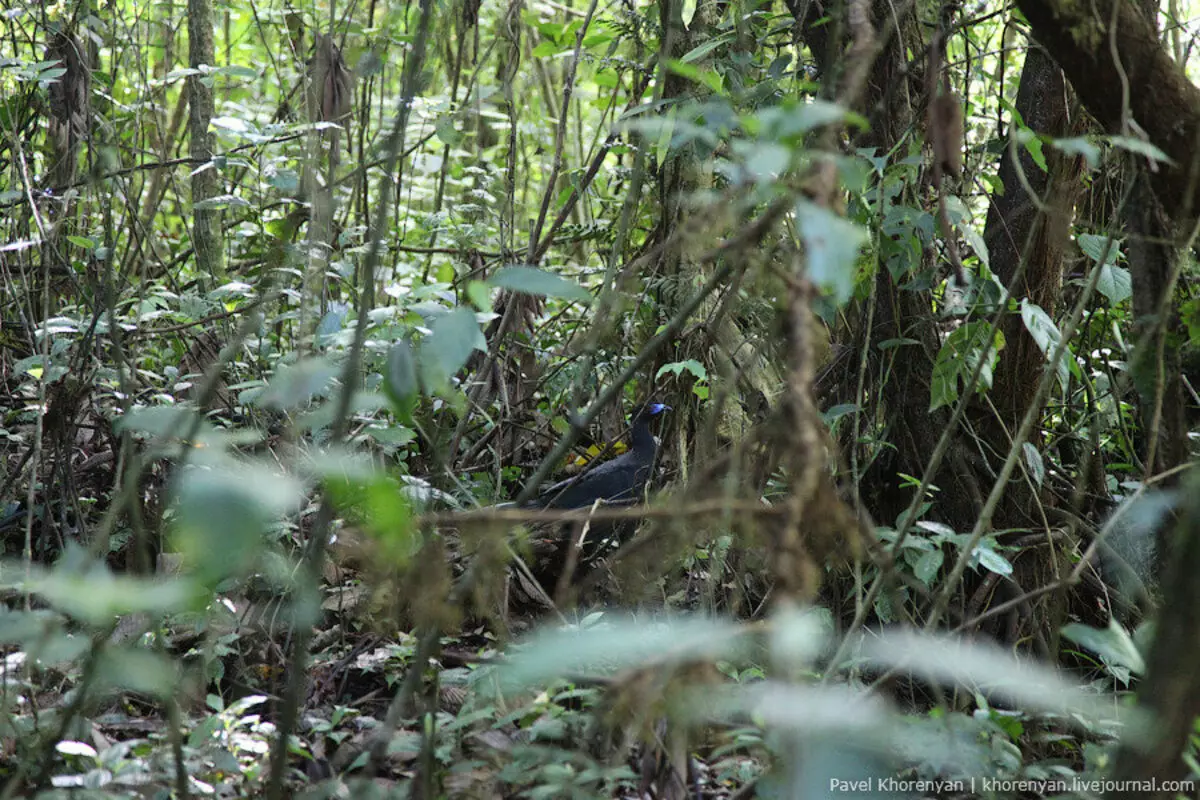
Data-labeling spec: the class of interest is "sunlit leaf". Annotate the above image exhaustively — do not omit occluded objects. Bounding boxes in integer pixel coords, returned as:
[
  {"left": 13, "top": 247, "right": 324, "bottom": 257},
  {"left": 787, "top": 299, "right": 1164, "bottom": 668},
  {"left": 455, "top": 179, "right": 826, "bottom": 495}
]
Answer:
[
  {"left": 855, "top": 630, "right": 1117, "bottom": 720},
  {"left": 1062, "top": 620, "right": 1145, "bottom": 674},
  {"left": 1106, "top": 135, "right": 1172, "bottom": 165}
]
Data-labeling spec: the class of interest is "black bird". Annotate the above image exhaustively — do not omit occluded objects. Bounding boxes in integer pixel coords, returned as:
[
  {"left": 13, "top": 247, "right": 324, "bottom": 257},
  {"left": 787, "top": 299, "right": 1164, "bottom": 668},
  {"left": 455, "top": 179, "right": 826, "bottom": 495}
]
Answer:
[
  {"left": 528, "top": 401, "right": 671, "bottom": 511},
  {"left": 509, "top": 402, "right": 670, "bottom": 590}
]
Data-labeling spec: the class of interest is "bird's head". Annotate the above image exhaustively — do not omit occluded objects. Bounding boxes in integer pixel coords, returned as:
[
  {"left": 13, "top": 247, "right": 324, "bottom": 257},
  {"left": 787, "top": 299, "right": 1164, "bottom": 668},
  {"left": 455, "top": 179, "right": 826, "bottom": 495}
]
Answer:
[{"left": 631, "top": 401, "right": 671, "bottom": 424}]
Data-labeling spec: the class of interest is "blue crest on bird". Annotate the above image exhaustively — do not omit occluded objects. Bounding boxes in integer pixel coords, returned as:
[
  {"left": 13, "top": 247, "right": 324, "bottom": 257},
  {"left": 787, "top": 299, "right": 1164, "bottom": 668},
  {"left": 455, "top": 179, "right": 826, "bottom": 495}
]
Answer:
[{"left": 648, "top": 403, "right": 670, "bottom": 415}]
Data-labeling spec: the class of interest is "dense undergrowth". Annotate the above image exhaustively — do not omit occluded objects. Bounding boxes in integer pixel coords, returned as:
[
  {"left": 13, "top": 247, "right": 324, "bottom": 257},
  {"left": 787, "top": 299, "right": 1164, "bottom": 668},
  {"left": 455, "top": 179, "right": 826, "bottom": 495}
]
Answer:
[{"left": 1, "top": 0, "right": 1199, "bottom": 797}]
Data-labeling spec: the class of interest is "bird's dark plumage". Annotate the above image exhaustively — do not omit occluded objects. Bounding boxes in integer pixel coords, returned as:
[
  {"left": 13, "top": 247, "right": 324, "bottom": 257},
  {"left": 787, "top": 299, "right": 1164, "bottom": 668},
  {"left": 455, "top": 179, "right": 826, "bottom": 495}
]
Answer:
[
  {"left": 504, "top": 402, "right": 670, "bottom": 598},
  {"left": 525, "top": 402, "right": 669, "bottom": 511}
]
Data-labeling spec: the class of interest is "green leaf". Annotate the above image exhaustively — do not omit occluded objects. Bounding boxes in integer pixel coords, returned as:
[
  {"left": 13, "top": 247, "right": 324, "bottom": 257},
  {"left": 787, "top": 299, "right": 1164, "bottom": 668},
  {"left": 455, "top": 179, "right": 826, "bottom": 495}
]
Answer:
[
  {"left": 1052, "top": 136, "right": 1101, "bottom": 170},
  {"left": 680, "top": 32, "right": 734, "bottom": 63},
  {"left": 796, "top": 201, "right": 866, "bottom": 307},
  {"left": 859, "top": 631, "right": 1109, "bottom": 719},
  {"left": 96, "top": 646, "right": 179, "bottom": 698},
  {"left": 1019, "top": 301, "right": 1070, "bottom": 391},
  {"left": 1020, "top": 130, "right": 1047, "bottom": 172},
  {"left": 257, "top": 356, "right": 341, "bottom": 410},
  {"left": 329, "top": 475, "right": 416, "bottom": 564},
  {"left": 656, "top": 359, "right": 707, "bottom": 381},
  {"left": 384, "top": 339, "right": 419, "bottom": 419},
  {"left": 1022, "top": 442, "right": 1045, "bottom": 487},
  {"left": 913, "top": 549, "right": 944, "bottom": 586},
  {"left": 1076, "top": 233, "right": 1120, "bottom": 266},
  {"left": 954, "top": 213, "right": 989, "bottom": 270},
  {"left": 915, "top": 520, "right": 955, "bottom": 539},
  {"left": 929, "top": 321, "right": 1004, "bottom": 411},
  {"left": 1106, "top": 135, "right": 1172, "bottom": 166},
  {"left": 433, "top": 114, "right": 464, "bottom": 147},
  {"left": 757, "top": 99, "right": 851, "bottom": 141},
  {"left": 663, "top": 59, "right": 724, "bottom": 94},
  {"left": 420, "top": 307, "right": 486, "bottom": 388},
  {"left": 972, "top": 545, "right": 1013, "bottom": 576},
  {"left": 114, "top": 405, "right": 196, "bottom": 439},
  {"left": 821, "top": 403, "right": 859, "bottom": 425},
  {"left": 1097, "top": 263, "right": 1132, "bottom": 306},
  {"left": 466, "top": 280, "right": 492, "bottom": 312},
  {"left": 878, "top": 337, "right": 920, "bottom": 350},
  {"left": 173, "top": 462, "right": 304, "bottom": 583},
  {"left": 593, "top": 68, "right": 620, "bottom": 89},
  {"left": 500, "top": 615, "right": 747, "bottom": 689},
  {"left": 1061, "top": 619, "right": 1145, "bottom": 674},
  {"left": 492, "top": 266, "right": 591, "bottom": 303},
  {"left": 20, "top": 558, "right": 199, "bottom": 626}
]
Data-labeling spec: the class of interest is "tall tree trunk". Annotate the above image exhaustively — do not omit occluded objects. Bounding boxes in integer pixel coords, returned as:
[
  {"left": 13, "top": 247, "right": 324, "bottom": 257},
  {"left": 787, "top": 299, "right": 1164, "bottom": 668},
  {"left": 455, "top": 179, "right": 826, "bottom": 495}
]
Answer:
[
  {"left": 187, "top": 0, "right": 224, "bottom": 286},
  {"left": 984, "top": 45, "right": 1082, "bottom": 436}
]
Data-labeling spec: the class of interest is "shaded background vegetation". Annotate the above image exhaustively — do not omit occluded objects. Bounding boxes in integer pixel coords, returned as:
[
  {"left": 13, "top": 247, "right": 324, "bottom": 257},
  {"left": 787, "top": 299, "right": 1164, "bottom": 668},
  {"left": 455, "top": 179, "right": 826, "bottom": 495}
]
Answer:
[{"left": 1, "top": 0, "right": 1199, "bottom": 795}]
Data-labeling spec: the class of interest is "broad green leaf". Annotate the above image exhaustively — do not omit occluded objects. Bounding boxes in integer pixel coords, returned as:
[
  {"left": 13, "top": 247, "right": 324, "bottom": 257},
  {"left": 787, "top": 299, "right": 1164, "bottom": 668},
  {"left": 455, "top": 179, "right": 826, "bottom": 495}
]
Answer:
[
  {"left": 680, "top": 32, "right": 734, "bottom": 63},
  {"left": 12, "top": 550, "right": 198, "bottom": 626},
  {"left": 954, "top": 215, "right": 989, "bottom": 270},
  {"left": 95, "top": 646, "right": 179, "bottom": 698},
  {"left": 738, "top": 141, "right": 791, "bottom": 181},
  {"left": 316, "top": 303, "right": 351, "bottom": 345},
  {"left": 328, "top": 475, "right": 416, "bottom": 565},
  {"left": 914, "top": 549, "right": 944, "bottom": 586},
  {"left": 1076, "top": 233, "right": 1120, "bottom": 266},
  {"left": 915, "top": 520, "right": 956, "bottom": 538},
  {"left": 656, "top": 359, "right": 707, "bottom": 381},
  {"left": 821, "top": 403, "right": 859, "bottom": 425},
  {"left": 1062, "top": 620, "right": 1145, "bottom": 674},
  {"left": 173, "top": 463, "right": 303, "bottom": 583},
  {"left": 1097, "top": 263, "right": 1132, "bottom": 306},
  {"left": 1020, "top": 301, "right": 1070, "bottom": 391},
  {"left": 114, "top": 405, "right": 196, "bottom": 438},
  {"left": 769, "top": 605, "right": 832, "bottom": 668},
  {"left": 492, "top": 266, "right": 591, "bottom": 303},
  {"left": 1020, "top": 129, "right": 1047, "bottom": 172},
  {"left": 758, "top": 99, "right": 852, "bottom": 141},
  {"left": 55, "top": 741, "right": 98, "bottom": 759},
  {"left": 1022, "top": 442, "right": 1045, "bottom": 487},
  {"left": 664, "top": 59, "right": 724, "bottom": 94},
  {"left": 1052, "top": 136, "right": 1101, "bottom": 169},
  {"left": 972, "top": 545, "right": 1013, "bottom": 576},
  {"left": 466, "top": 280, "right": 492, "bottom": 312},
  {"left": 257, "top": 356, "right": 340, "bottom": 410},
  {"left": 796, "top": 200, "right": 866, "bottom": 307},
  {"left": 929, "top": 321, "right": 1003, "bottom": 411},
  {"left": 858, "top": 631, "right": 1112, "bottom": 719},
  {"left": 384, "top": 339, "right": 419, "bottom": 417},
  {"left": 420, "top": 306, "right": 486, "bottom": 387},
  {"left": 500, "top": 615, "right": 746, "bottom": 688},
  {"left": 1106, "top": 135, "right": 1172, "bottom": 166}
]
